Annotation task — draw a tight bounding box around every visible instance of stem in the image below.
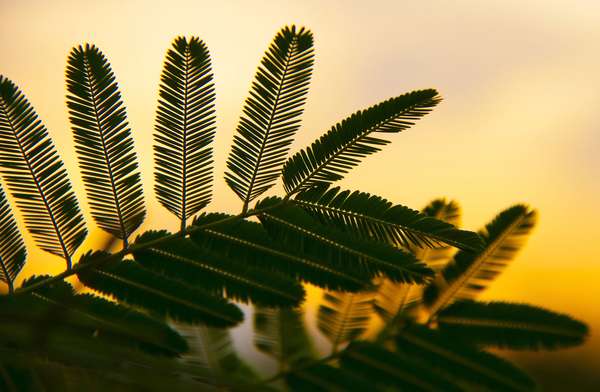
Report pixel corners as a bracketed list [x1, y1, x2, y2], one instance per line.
[13, 199, 287, 296]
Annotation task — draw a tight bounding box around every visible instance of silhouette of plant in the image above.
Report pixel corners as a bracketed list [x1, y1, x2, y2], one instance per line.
[0, 26, 588, 391]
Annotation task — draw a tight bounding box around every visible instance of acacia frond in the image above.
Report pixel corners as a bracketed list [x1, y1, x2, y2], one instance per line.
[282, 89, 441, 195]
[0, 184, 25, 292]
[294, 186, 481, 250]
[317, 289, 376, 351]
[256, 197, 434, 284]
[424, 205, 537, 316]
[225, 26, 314, 207]
[438, 300, 589, 350]
[190, 213, 373, 291]
[0, 76, 87, 265]
[286, 363, 375, 391]
[76, 252, 243, 327]
[133, 230, 305, 307]
[155, 37, 216, 228]
[66, 45, 145, 244]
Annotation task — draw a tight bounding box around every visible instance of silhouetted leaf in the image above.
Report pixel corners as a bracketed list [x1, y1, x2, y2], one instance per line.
[286, 363, 375, 392]
[0, 76, 87, 266]
[226, 26, 314, 207]
[155, 37, 216, 230]
[0, 184, 25, 292]
[66, 45, 145, 246]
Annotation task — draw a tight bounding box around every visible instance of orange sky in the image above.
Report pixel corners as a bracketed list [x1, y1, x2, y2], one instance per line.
[1, 0, 599, 387]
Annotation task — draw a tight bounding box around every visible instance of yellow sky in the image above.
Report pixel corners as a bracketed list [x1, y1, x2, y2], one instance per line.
[1, 0, 599, 385]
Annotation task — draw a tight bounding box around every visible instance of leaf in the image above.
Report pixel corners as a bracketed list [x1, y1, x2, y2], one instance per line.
[154, 37, 216, 230]
[424, 205, 537, 316]
[293, 186, 482, 251]
[256, 197, 434, 284]
[190, 213, 373, 291]
[373, 279, 419, 323]
[317, 290, 376, 352]
[393, 324, 535, 391]
[254, 306, 315, 368]
[66, 45, 145, 245]
[225, 25, 314, 207]
[286, 363, 376, 392]
[133, 230, 305, 307]
[437, 300, 589, 350]
[0, 184, 25, 292]
[76, 252, 243, 328]
[282, 89, 441, 195]
[0, 76, 87, 266]
[339, 341, 463, 392]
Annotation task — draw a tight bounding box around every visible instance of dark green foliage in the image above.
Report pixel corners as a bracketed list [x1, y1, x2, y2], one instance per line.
[424, 205, 537, 315]
[257, 197, 434, 284]
[254, 307, 316, 367]
[0, 76, 87, 265]
[294, 186, 482, 251]
[76, 252, 243, 327]
[438, 300, 589, 350]
[0, 184, 25, 292]
[286, 363, 375, 392]
[191, 213, 373, 291]
[394, 324, 535, 391]
[154, 37, 216, 228]
[226, 26, 314, 207]
[282, 89, 441, 195]
[133, 230, 305, 307]
[66, 45, 145, 244]
[317, 290, 375, 351]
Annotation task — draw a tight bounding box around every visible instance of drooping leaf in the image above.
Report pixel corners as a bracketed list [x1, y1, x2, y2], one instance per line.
[66, 45, 145, 245]
[256, 197, 434, 284]
[76, 252, 243, 327]
[0, 184, 25, 292]
[0, 76, 87, 267]
[424, 205, 537, 316]
[393, 324, 535, 391]
[282, 89, 441, 195]
[254, 306, 315, 368]
[190, 213, 372, 291]
[437, 300, 589, 350]
[293, 186, 482, 251]
[225, 26, 314, 208]
[317, 290, 376, 352]
[133, 230, 305, 307]
[154, 37, 216, 230]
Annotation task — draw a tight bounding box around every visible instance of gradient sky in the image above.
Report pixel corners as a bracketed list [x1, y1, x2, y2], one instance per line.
[1, 0, 599, 388]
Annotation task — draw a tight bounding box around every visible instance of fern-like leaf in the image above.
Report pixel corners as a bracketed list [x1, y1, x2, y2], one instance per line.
[438, 300, 589, 350]
[294, 186, 481, 250]
[282, 89, 441, 194]
[225, 26, 314, 209]
[155, 37, 216, 230]
[0, 184, 25, 293]
[286, 363, 376, 392]
[256, 197, 433, 284]
[317, 290, 376, 353]
[76, 252, 243, 327]
[66, 45, 145, 246]
[190, 213, 372, 291]
[254, 306, 315, 368]
[0, 76, 87, 267]
[133, 230, 305, 307]
[424, 205, 537, 316]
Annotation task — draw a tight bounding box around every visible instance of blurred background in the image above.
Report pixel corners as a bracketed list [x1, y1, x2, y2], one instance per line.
[1, 0, 599, 389]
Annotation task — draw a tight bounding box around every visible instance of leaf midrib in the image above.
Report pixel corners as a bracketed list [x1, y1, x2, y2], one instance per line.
[438, 316, 583, 337]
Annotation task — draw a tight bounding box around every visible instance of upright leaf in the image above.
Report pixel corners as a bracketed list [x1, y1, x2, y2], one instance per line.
[438, 300, 589, 350]
[76, 252, 243, 328]
[317, 290, 376, 353]
[0, 76, 87, 267]
[294, 186, 481, 250]
[424, 205, 537, 317]
[155, 37, 216, 231]
[66, 45, 145, 246]
[225, 26, 314, 209]
[0, 184, 25, 293]
[282, 89, 441, 195]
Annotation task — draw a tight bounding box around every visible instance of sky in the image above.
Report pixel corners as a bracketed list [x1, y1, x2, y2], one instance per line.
[1, 0, 599, 389]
